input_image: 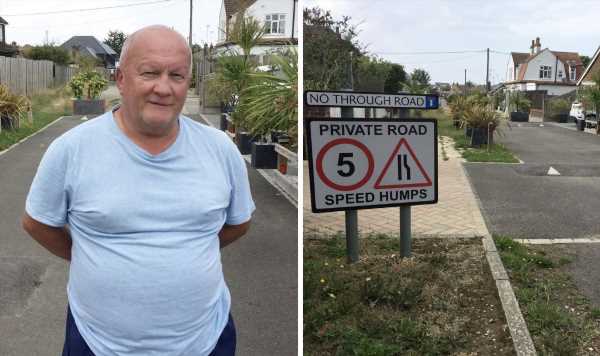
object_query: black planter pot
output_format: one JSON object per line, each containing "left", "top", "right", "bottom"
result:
{"left": 470, "top": 127, "right": 493, "bottom": 147}
{"left": 577, "top": 119, "right": 585, "bottom": 131}
{"left": 510, "top": 111, "right": 529, "bottom": 122}
{"left": 270, "top": 130, "right": 290, "bottom": 144}
{"left": 555, "top": 113, "right": 569, "bottom": 123}
{"left": 465, "top": 126, "right": 473, "bottom": 138}
{"left": 251, "top": 143, "right": 277, "bottom": 169}
{"left": 236, "top": 132, "right": 256, "bottom": 155}
{"left": 73, "top": 99, "right": 105, "bottom": 115}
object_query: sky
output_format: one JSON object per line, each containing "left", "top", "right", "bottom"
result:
{"left": 304, "top": 0, "right": 600, "bottom": 85}
{"left": 0, "top": 0, "right": 221, "bottom": 47}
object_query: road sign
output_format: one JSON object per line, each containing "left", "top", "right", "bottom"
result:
{"left": 307, "top": 118, "right": 438, "bottom": 213}
{"left": 305, "top": 90, "right": 439, "bottom": 109}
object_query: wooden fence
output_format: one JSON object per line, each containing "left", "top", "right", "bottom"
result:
{"left": 0, "top": 57, "right": 81, "bottom": 96}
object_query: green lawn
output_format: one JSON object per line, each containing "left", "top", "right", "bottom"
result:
{"left": 0, "top": 87, "right": 72, "bottom": 152}
{"left": 429, "top": 109, "right": 519, "bottom": 163}
{"left": 304, "top": 235, "right": 514, "bottom": 355}
{"left": 495, "top": 237, "right": 600, "bottom": 354}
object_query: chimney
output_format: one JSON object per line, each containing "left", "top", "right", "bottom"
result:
{"left": 530, "top": 39, "right": 535, "bottom": 55}
{"left": 535, "top": 37, "right": 541, "bottom": 54}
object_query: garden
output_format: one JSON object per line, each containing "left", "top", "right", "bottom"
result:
{"left": 208, "top": 12, "right": 297, "bottom": 171}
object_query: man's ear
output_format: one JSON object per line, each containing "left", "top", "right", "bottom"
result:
{"left": 115, "top": 68, "right": 125, "bottom": 93}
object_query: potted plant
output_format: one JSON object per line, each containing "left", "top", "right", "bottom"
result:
{"left": 548, "top": 98, "right": 570, "bottom": 123}
{"left": 508, "top": 91, "right": 531, "bottom": 122}
{"left": 462, "top": 103, "right": 504, "bottom": 147}
{"left": 69, "top": 70, "right": 108, "bottom": 115}
{"left": 447, "top": 94, "right": 468, "bottom": 129}
{"left": 238, "top": 50, "right": 298, "bottom": 169}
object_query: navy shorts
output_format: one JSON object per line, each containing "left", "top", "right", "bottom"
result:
{"left": 62, "top": 306, "right": 236, "bottom": 356}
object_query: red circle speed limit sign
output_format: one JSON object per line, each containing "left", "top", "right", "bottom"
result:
{"left": 315, "top": 138, "right": 375, "bottom": 191}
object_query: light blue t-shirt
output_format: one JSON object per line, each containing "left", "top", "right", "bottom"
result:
{"left": 26, "top": 111, "right": 255, "bottom": 355}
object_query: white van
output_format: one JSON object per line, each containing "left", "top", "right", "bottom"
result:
{"left": 570, "top": 102, "right": 585, "bottom": 122}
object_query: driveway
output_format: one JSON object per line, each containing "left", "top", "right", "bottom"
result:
{"left": 465, "top": 123, "right": 600, "bottom": 239}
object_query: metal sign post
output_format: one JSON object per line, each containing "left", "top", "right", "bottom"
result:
{"left": 305, "top": 91, "right": 439, "bottom": 261}
{"left": 340, "top": 104, "right": 359, "bottom": 263}
{"left": 398, "top": 108, "right": 411, "bottom": 258}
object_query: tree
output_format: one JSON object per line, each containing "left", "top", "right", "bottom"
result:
{"left": 23, "top": 45, "right": 70, "bottom": 65}
{"left": 580, "top": 72, "right": 600, "bottom": 134}
{"left": 384, "top": 63, "right": 407, "bottom": 93}
{"left": 303, "top": 7, "right": 362, "bottom": 90}
{"left": 410, "top": 68, "right": 431, "bottom": 87}
{"left": 354, "top": 56, "right": 391, "bottom": 92}
{"left": 104, "top": 30, "right": 127, "bottom": 57}
{"left": 580, "top": 55, "right": 591, "bottom": 69}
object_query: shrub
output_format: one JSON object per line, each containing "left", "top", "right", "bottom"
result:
{"left": 68, "top": 70, "right": 108, "bottom": 100}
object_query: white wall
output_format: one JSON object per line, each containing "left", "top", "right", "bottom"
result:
{"left": 246, "top": 0, "right": 299, "bottom": 39}
{"left": 523, "top": 49, "right": 559, "bottom": 82}
{"left": 218, "top": 1, "right": 227, "bottom": 42}
{"left": 537, "top": 84, "right": 576, "bottom": 96}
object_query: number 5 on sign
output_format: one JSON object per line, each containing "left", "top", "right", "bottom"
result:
{"left": 315, "top": 138, "right": 374, "bottom": 191}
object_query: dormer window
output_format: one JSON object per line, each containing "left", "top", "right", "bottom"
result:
{"left": 265, "top": 14, "right": 286, "bottom": 35}
{"left": 539, "top": 65, "right": 551, "bottom": 79}
{"left": 570, "top": 65, "right": 576, "bottom": 81}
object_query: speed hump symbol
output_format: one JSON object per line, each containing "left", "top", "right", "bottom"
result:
{"left": 315, "top": 138, "right": 375, "bottom": 191}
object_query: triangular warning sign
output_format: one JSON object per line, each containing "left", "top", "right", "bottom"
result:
{"left": 374, "top": 138, "right": 433, "bottom": 189}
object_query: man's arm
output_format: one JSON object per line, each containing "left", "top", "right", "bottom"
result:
{"left": 21, "top": 213, "right": 72, "bottom": 261}
{"left": 218, "top": 220, "right": 251, "bottom": 249}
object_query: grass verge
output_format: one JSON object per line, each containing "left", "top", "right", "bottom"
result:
{"left": 495, "top": 237, "right": 600, "bottom": 355}
{"left": 0, "top": 87, "right": 72, "bottom": 151}
{"left": 304, "top": 235, "right": 514, "bottom": 355}
{"left": 430, "top": 108, "right": 519, "bottom": 163}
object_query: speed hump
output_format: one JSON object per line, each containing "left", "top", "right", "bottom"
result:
{"left": 307, "top": 118, "right": 438, "bottom": 213}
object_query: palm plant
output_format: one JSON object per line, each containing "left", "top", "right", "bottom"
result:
{"left": 214, "top": 12, "right": 266, "bottom": 128}
{"left": 238, "top": 50, "right": 298, "bottom": 147}
{"left": 0, "top": 84, "right": 31, "bottom": 131}
{"left": 462, "top": 103, "right": 504, "bottom": 146}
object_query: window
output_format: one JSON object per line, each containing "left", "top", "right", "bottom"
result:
{"left": 558, "top": 70, "right": 563, "bottom": 78}
{"left": 265, "top": 13, "right": 286, "bottom": 34}
{"left": 539, "top": 65, "right": 552, "bottom": 79}
{"left": 570, "top": 66, "right": 576, "bottom": 81}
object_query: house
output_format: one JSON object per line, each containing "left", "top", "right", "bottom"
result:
{"left": 577, "top": 46, "right": 600, "bottom": 87}
{"left": 0, "top": 16, "right": 19, "bottom": 57}
{"left": 60, "top": 36, "right": 117, "bottom": 68}
{"left": 505, "top": 37, "right": 583, "bottom": 96}
{"left": 216, "top": 0, "right": 298, "bottom": 64}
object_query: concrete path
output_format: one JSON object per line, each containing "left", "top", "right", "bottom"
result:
{"left": 303, "top": 136, "right": 489, "bottom": 238}
{"left": 0, "top": 112, "right": 297, "bottom": 354}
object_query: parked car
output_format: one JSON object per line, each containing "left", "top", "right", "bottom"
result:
{"left": 570, "top": 101, "right": 585, "bottom": 122}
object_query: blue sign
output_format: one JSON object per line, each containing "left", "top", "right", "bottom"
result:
{"left": 425, "top": 95, "right": 438, "bottom": 109}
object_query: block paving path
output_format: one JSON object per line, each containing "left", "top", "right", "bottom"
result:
{"left": 304, "top": 136, "right": 489, "bottom": 238}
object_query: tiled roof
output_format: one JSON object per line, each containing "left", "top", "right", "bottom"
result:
{"left": 552, "top": 51, "right": 583, "bottom": 66}
{"left": 60, "top": 36, "right": 116, "bottom": 56}
{"left": 223, "top": 0, "right": 258, "bottom": 17}
{"left": 511, "top": 52, "right": 530, "bottom": 65}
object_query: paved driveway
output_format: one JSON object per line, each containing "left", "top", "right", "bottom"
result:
{"left": 465, "top": 123, "right": 600, "bottom": 239}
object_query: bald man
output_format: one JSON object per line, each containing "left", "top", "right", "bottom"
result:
{"left": 22, "top": 25, "right": 255, "bottom": 356}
